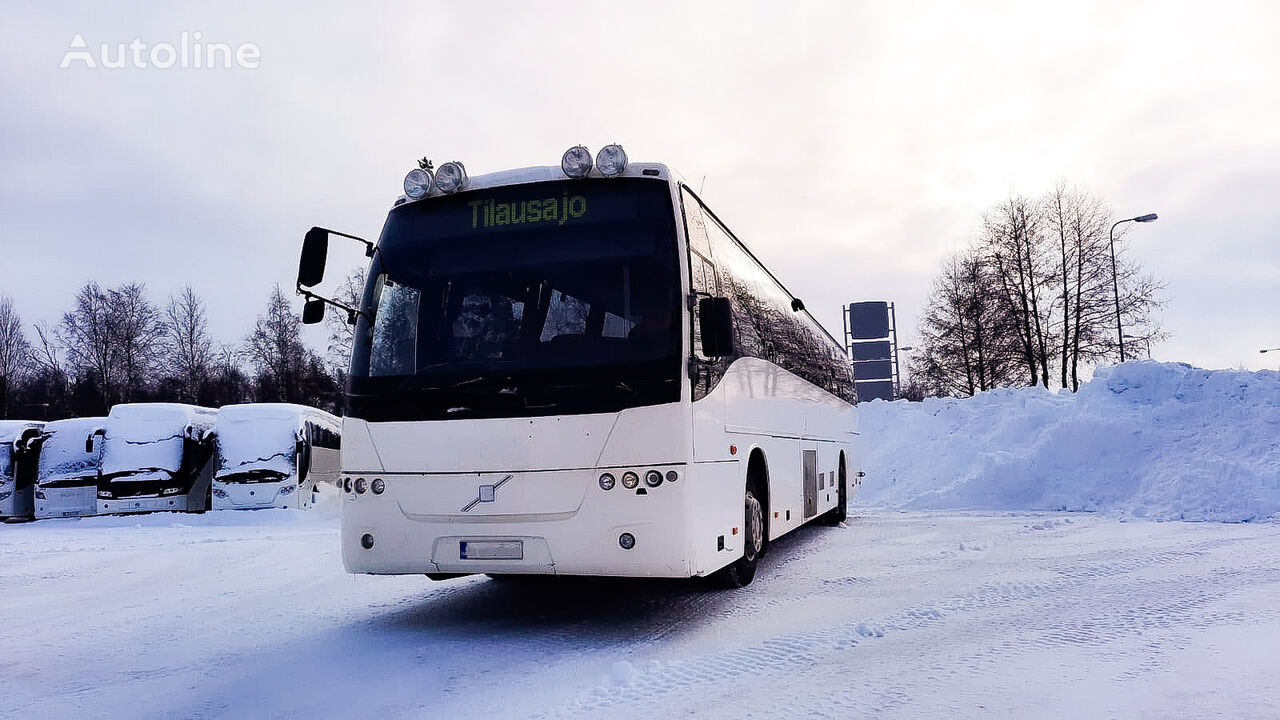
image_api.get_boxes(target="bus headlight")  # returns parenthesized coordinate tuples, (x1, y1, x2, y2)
(666, 470, 679, 483)
(354, 478, 368, 494)
(279, 484, 296, 495)
(371, 478, 385, 495)
(561, 145, 593, 178)
(644, 470, 663, 488)
(598, 473, 616, 491)
(161, 487, 183, 496)
(595, 144, 627, 176)
(435, 161, 468, 193)
(403, 168, 433, 199)
(620, 471, 639, 489)
(212, 488, 228, 498)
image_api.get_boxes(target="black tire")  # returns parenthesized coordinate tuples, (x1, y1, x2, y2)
(718, 488, 764, 588)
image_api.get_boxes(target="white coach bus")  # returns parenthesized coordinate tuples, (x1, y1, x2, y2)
(1, 420, 45, 520)
(94, 403, 218, 515)
(297, 146, 858, 587)
(31, 416, 107, 519)
(212, 403, 341, 510)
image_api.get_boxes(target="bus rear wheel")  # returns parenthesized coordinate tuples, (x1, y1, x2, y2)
(717, 489, 764, 588)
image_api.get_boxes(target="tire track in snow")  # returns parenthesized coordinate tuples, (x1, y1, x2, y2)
(541, 533, 1275, 718)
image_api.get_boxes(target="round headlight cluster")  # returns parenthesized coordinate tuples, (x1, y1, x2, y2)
(598, 468, 680, 491)
(354, 477, 368, 494)
(403, 168, 433, 199)
(435, 161, 468, 193)
(561, 145, 593, 178)
(371, 478, 385, 495)
(595, 144, 628, 176)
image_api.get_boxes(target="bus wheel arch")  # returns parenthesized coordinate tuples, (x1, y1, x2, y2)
(746, 447, 770, 553)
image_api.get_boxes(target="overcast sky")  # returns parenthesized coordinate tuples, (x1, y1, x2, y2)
(2, 0, 1278, 372)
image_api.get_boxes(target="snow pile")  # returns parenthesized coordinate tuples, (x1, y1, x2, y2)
(859, 361, 1280, 521)
(36, 417, 105, 482)
(100, 403, 216, 477)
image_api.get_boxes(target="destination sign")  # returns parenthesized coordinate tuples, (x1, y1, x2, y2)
(468, 192, 588, 229)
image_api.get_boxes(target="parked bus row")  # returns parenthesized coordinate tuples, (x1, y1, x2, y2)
(0, 403, 339, 522)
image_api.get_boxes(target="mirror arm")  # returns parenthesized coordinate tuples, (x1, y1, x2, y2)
(686, 291, 713, 311)
(325, 228, 376, 258)
(296, 286, 371, 324)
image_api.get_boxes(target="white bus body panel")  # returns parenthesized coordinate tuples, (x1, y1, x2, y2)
(340, 403, 709, 577)
(96, 403, 216, 516)
(35, 484, 98, 519)
(340, 361, 857, 578)
(211, 403, 341, 511)
(0, 420, 43, 519)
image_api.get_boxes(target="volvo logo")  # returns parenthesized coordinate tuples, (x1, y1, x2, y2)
(461, 475, 513, 512)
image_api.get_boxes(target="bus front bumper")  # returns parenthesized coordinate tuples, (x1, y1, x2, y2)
(339, 468, 700, 578)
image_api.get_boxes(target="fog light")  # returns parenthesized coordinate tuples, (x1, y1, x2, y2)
(561, 145, 593, 178)
(596, 144, 627, 176)
(360, 533, 375, 549)
(621, 471, 639, 489)
(403, 168, 433, 199)
(371, 478, 385, 495)
(598, 473, 616, 491)
(666, 470, 678, 483)
(355, 477, 368, 494)
(644, 470, 663, 488)
(618, 532, 635, 550)
(436, 161, 468, 193)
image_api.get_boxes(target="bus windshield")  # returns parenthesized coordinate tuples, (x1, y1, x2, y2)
(348, 178, 682, 421)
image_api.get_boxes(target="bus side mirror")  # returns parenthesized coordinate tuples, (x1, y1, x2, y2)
(302, 298, 326, 325)
(86, 428, 104, 454)
(791, 297, 805, 312)
(698, 297, 735, 358)
(298, 227, 329, 288)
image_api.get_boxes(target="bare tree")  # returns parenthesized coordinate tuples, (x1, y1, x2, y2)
(324, 267, 366, 380)
(162, 285, 215, 402)
(0, 295, 33, 418)
(59, 282, 116, 406)
(982, 195, 1054, 388)
(107, 282, 165, 402)
(914, 183, 1166, 397)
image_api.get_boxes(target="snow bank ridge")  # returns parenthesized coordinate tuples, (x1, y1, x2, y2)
(860, 361, 1280, 522)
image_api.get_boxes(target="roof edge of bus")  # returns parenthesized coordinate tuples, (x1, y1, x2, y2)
(393, 163, 673, 207)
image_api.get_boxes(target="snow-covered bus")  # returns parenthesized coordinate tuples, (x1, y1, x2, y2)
(31, 416, 107, 519)
(95, 403, 218, 515)
(297, 146, 858, 586)
(211, 403, 341, 510)
(0, 420, 45, 520)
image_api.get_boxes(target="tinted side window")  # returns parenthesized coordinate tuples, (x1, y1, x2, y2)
(681, 189, 726, 401)
(697, 197, 856, 403)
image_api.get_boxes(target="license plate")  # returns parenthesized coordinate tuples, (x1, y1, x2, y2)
(460, 540, 523, 560)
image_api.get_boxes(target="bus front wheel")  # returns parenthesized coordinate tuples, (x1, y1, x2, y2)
(717, 489, 764, 588)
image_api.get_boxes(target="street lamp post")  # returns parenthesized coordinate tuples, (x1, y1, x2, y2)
(1109, 213, 1159, 362)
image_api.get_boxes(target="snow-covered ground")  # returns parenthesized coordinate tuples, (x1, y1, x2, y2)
(1, 361, 1277, 718)
(1, 501, 1276, 717)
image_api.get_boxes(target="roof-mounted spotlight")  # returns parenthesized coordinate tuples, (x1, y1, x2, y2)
(403, 167, 434, 200)
(596, 144, 628, 177)
(436, 161, 468, 193)
(561, 145, 593, 178)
